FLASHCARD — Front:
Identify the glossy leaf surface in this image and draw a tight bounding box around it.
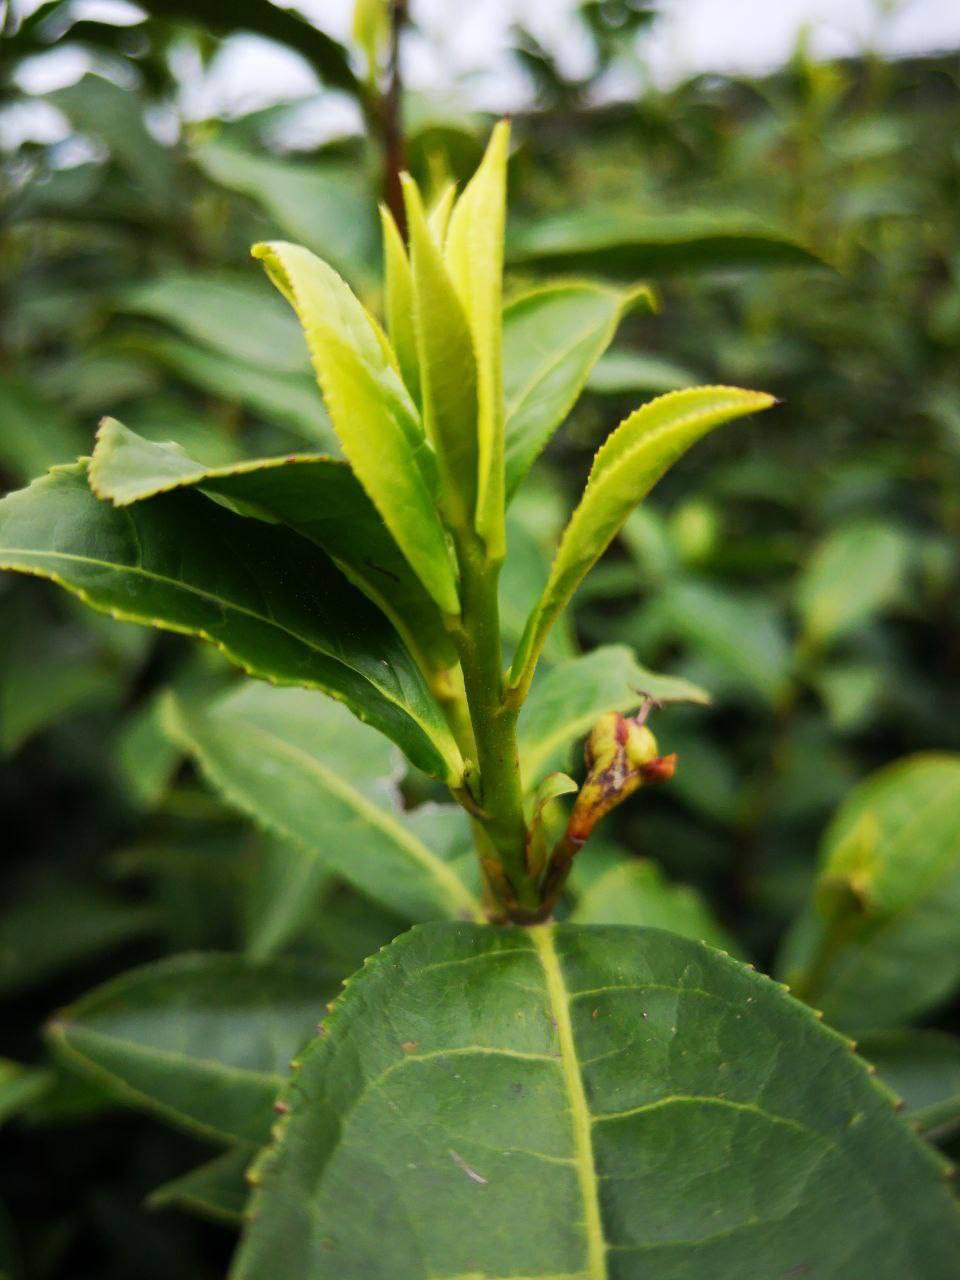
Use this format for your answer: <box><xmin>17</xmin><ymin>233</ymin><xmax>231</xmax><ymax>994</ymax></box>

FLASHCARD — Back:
<box><xmin>253</xmin><ymin>240</ymin><xmax>460</xmax><ymax>616</ymax></box>
<box><xmin>90</xmin><ymin>419</ymin><xmax>456</xmax><ymax>674</ymax></box>
<box><xmin>503</xmin><ymin>281</ymin><xmax>656</xmax><ymax>498</ymax></box>
<box><xmin>0</xmin><ymin>464</ymin><xmax>461</xmax><ymax>781</ymax></box>
<box><xmin>48</xmin><ymin>954</ymin><xmax>334</xmax><ymax>1145</ymax></box>
<box><xmin>511</xmin><ymin>387</ymin><xmax>775</xmax><ymax>687</ymax></box>
<box><xmin>234</xmin><ymin>922</ymin><xmax>960</xmax><ymax>1279</ymax></box>
<box><xmin>779</xmin><ymin>754</ymin><xmax>960</xmax><ymax>1030</ymax></box>
<box><xmin>165</xmin><ymin>683</ymin><xmax>483</xmax><ymax>923</ymax></box>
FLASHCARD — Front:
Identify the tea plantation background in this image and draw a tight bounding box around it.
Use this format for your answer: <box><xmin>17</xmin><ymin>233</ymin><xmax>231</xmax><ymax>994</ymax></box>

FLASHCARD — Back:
<box><xmin>2</xmin><ymin>2</ymin><xmax>960</xmax><ymax>1275</ymax></box>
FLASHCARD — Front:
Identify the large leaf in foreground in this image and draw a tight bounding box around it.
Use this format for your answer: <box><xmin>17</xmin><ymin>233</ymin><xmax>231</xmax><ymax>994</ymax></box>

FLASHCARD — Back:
<box><xmin>234</xmin><ymin>923</ymin><xmax>960</xmax><ymax>1279</ymax></box>
<box><xmin>518</xmin><ymin>644</ymin><xmax>708</xmax><ymax>785</ymax></box>
<box><xmin>511</xmin><ymin>387</ymin><xmax>774</xmax><ymax>689</ymax></box>
<box><xmin>0</xmin><ymin>465</ymin><xmax>461</xmax><ymax>781</ymax></box>
<box><xmin>90</xmin><ymin>419</ymin><xmax>456</xmax><ymax>675</ymax></box>
<box><xmin>779</xmin><ymin>753</ymin><xmax>960</xmax><ymax>1031</ymax></box>
<box><xmin>48</xmin><ymin>954</ymin><xmax>334</xmax><ymax>1145</ymax></box>
<box><xmin>165</xmin><ymin>683</ymin><xmax>483</xmax><ymax>924</ymax></box>
<box><xmin>503</xmin><ymin>281</ymin><xmax>656</xmax><ymax>499</ymax></box>
<box><xmin>508</xmin><ymin>208</ymin><xmax>824</xmax><ymax>275</ymax></box>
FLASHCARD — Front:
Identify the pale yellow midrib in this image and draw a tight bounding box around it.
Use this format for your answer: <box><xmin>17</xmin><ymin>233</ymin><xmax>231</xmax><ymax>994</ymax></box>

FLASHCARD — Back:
<box><xmin>530</xmin><ymin>925</ymin><xmax>606</xmax><ymax>1279</ymax></box>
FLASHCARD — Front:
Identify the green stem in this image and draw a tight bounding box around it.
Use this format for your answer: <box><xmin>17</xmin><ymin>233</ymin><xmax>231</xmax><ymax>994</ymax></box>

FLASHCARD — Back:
<box><xmin>450</xmin><ymin>535</ymin><xmax>536</xmax><ymax>915</ymax></box>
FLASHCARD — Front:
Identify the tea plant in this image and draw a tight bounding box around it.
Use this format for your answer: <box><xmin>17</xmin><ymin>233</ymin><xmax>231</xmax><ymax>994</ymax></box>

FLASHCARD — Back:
<box><xmin>2</xmin><ymin>123</ymin><xmax>960</xmax><ymax>1277</ymax></box>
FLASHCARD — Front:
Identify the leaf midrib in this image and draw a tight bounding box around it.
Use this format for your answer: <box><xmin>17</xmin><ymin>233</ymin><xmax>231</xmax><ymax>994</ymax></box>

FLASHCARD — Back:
<box><xmin>0</xmin><ymin>545</ymin><xmax>444</xmax><ymax>759</ymax></box>
<box><xmin>505</xmin><ymin>304</ymin><xmax>619</xmax><ymax>425</ymax></box>
<box><xmin>531</xmin><ymin>925</ymin><xmax>606</xmax><ymax>1279</ymax></box>
<box><xmin>213</xmin><ymin>714</ymin><xmax>483</xmax><ymax>922</ymax></box>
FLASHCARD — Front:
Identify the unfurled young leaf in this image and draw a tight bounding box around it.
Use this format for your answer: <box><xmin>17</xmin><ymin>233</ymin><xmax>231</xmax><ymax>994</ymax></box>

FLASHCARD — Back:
<box><xmin>90</xmin><ymin>418</ymin><xmax>457</xmax><ymax>676</ymax></box>
<box><xmin>252</xmin><ymin>240</ymin><xmax>460</xmax><ymax>616</ymax></box>
<box><xmin>402</xmin><ymin>175</ymin><xmax>479</xmax><ymax>530</ymax></box>
<box><xmin>165</xmin><ymin>683</ymin><xmax>483</xmax><ymax>923</ymax></box>
<box><xmin>0</xmin><ymin>464</ymin><xmax>462</xmax><ymax>781</ymax></box>
<box><xmin>379</xmin><ymin>207</ymin><xmax>420</xmax><ymax>404</ymax></box>
<box><xmin>444</xmin><ymin>120</ymin><xmax>510</xmax><ymax>558</ymax></box>
<box><xmin>233</xmin><ymin>923</ymin><xmax>960</xmax><ymax>1280</ymax></box>
<box><xmin>510</xmin><ymin>387</ymin><xmax>775</xmax><ymax>691</ymax></box>
<box><xmin>503</xmin><ymin>280</ymin><xmax>657</xmax><ymax>498</ymax></box>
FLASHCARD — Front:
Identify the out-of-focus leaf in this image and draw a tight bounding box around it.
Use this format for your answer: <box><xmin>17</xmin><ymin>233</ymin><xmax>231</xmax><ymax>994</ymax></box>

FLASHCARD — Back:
<box><xmin>779</xmin><ymin>754</ymin><xmax>960</xmax><ymax>1031</ymax></box>
<box><xmin>444</xmin><ymin>121</ymin><xmax>509</xmax><ymax>556</ymax></box>
<box><xmin>194</xmin><ymin>143</ymin><xmax>375</xmax><ymax>285</ymax></box>
<box><xmin>116</xmin><ymin>274</ymin><xmax>310</xmax><ymax>374</ymax></box>
<box><xmin>48</xmin><ymin>954</ymin><xmax>335</xmax><ymax>1145</ymax></box>
<box><xmin>0</xmin><ymin>1061</ymin><xmax>53</xmax><ymax>1127</ymax></box>
<box><xmin>503</xmin><ymin>281</ymin><xmax>655</xmax><ymax>498</ymax></box>
<box><xmin>164</xmin><ymin>682</ymin><xmax>482</xmax><ymax>923</ymax></box>
<box><xmin>797</xmin><ymin>521</ymin><xmax>911</xmax><ymax>648</ymax></box>
<box><xmin>858</xmin><ymin>1030</ymin><xmax>960</xmax><ymax>1141</ymax></box>
<box><xmin>243</xmin><ymin>836</ymin><xmax>337</xmax><ymax>962</ymax></box>
<box><xmin>814</xmin><ymin>662</ymin><xmax>885</xmax><ymax>732</ymax></box>
<box><xmin>570</xmin><ymin>855</ymin><xmax>739</xmax><ymax>953</ymax></box>
<box><xmin>587</xmin><ymin>349</ymin><xmax>699</xmax><ymax>395</ymax></box>
<box><xmin>234</xmin><ymin>922</ymin><xmax>960</xmax><ymax>1280</ymax></box>
<box><xmin>49</xmin><ymin>74</ymin><xmax>177</xmax><ymax>215</ymax></box>
<box><xmin>254</xmin><ymin>240</ymin><xmax>460</xmax><ymax>617</ymax></box>
<box><xmin>511</xmin><ymin>388</ymin><xmax>774</xmax><ymax>689</ymax></box>
<box><xmin>90</xmin><ymin>419</ymin><xmax>456</xmax><ymax>675</ymax></box>
<box><xmin>499</xmin><ymin>508</ymin><xmax>574</xmax><ymax>665</ymax></box>
<box><xmin>0</xmin><ymin>375</ymin><xmax>87</xmax><ymax>485</ymax></box>
<box><xmin>0</xmin><ymin>464</ymin><xmax>461</xmax><ymax>781</ymax></box>
<box><xmin>509</xmin><ymin>208</ymin><xmax>825</xmax><ymax>275</ymax></box>
<box><xmin>518</xmin><ymin>645</ymin><xmax>708</xmax><ymax>786</ymax></box>
<box><xmin>148</xmin><ymin>1146</ymin><xmax>253</xmax><ymax>1226</ymax></box>
<box><xmin>650</xmin><ymin>579</ymin><xmax>793</xmax><ymax>704</ymax></box>
<box><xmin>125</xmin><ymin>332</ymin><xmax>336</xmax><ymax>446</ymax></box>
<box><xmin>0</xmin><ymin>878</ymin><xmax>159</xmax><ymax>996</ymax></box>
<box><xmin>114</xmin><ymin>694</ymin><xmax>182</xmax><ymax>810</ymax></box>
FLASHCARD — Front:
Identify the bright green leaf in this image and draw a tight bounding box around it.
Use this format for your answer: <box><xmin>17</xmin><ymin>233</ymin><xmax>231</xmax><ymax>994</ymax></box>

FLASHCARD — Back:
<box><xmin>0</xmin><ymin>464</ymin><xmax>461</xmax><ymax>781</ymax></box>
<box><xmin>253</xmin><ymin>240</ymin><xmax>460</xmax><ymax>616</ymax></box>
<box><xmin>379</xmin><ymin>207</ymin><xmax>420</xmax><ymax>403</ymax></box>
<box><xmin>511</xmin><ymin>388</ymin><xmax>775</xmax><ymax>690</ymax></box>
<box><xmin>503</xmin><ymin>281</ymin><xmax>656</xmax><ymax>498</ymax></box>
<box><xmin>234</xmin><ymin>922</ymin><xmax>960</xmax><ymax>1279</ymax></box>
<box><xmin>444</xmin><ymin>120</ymin><xmax>509</xmax><ymax>556</ymax></box>
<box><xmin>797</xmin><ymin>520</ymin><xmax>912</xmax><ymax>648</ymax></box>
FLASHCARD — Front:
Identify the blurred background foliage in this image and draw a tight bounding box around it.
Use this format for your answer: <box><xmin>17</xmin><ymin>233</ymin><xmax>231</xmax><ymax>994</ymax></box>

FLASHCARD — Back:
<box><xmin>2</xmin><ymin>1</ymin><xmax>960</xmax><ymax>1275</ymax></box>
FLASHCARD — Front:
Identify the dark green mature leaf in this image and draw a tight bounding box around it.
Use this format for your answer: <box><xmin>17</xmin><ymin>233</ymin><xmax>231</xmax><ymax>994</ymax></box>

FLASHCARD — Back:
<box><xmin>0</xmin><ymin>464</ymin><xmax>462</xmax><ymax>781</ymax></box>
<box><xmin>48</xmin><ymin>954</ymin><xmax>334</xmax><ymax>1145</ymax></box>
<box><xmin>511</xmin><ymin>388</ymin><xmax>774</xmax><ymax>690</ymax></box>
<box><xmin>0</xmin><ymin>1061</ymin><xmax>53</xmax><ymax>1127</ymax></box>
<box><xmin>503</xmin><ymin>281</ymin><xmax>656</xmax><ymax>498</ymax></box>
<box><xmin>149</xmin><ymin>1146</ymin><xmax>253</xmax><ymax>1226</ymax></box>
<box><xmin>194</xmin><ymin>143</ymin><xmax>376</xmax><ymax>286</ymax></box>
<box><xmin>234</xmin><ymin>922</ymin><xmax>960</xmax><ymax>1279</ymax></box>
<box><xmin>779</xmin><ymin>754</ymin><xmax>960</xmax><ymax>1031</ymax></box>
<box><xmin>116</xmin><ymin>273</ymin><xmax>310</xmax><ymax>374</ymax></box>
<box><xmin>508</xmin><ymin>208</ymin><xmax>825</xmax><ymax>276</ymax></box>
<box><xmin>165</xmin><ymin>683</ymin><xmax>483</xmax><ymax>923</ymax></box>
<box><xmin>518</xmin><ymin>644</ymin><xmax>708</xmax><ymax>786</ymax></box>
<box><xmin>858</xmin><ymin>1030</ymin><xmax>960</xmax><ymax>1141</ymax></box>
<box><xmin>90</xmin><ymin>419</ymin><xmax>456</xmax><ymax>674</ymax></box>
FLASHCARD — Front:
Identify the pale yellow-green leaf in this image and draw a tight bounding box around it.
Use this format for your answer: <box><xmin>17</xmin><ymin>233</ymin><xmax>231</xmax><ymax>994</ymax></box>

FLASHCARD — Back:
<box><xmin>444</xmin><ymin>120</ymin><xmax>509</xmax><ymax>557</ymax></box>
<box><xmin>403</xmin><ymin>174</ymin><xmax>479</xmax><ymax>531</ymax></box>
<box><xmin>252</xmin><ymin>240</ymin><xmax>459</xmax><ymax>616</ymax></box>
<box><xmin>510</xmin><ymin>386</ymin><xmax>775</xmax><ymax>690</ymax></box>
<box><xmin>379</xmin><ymin>206</ymin><xmax>420</xmax><ymax>404</ymax></box>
